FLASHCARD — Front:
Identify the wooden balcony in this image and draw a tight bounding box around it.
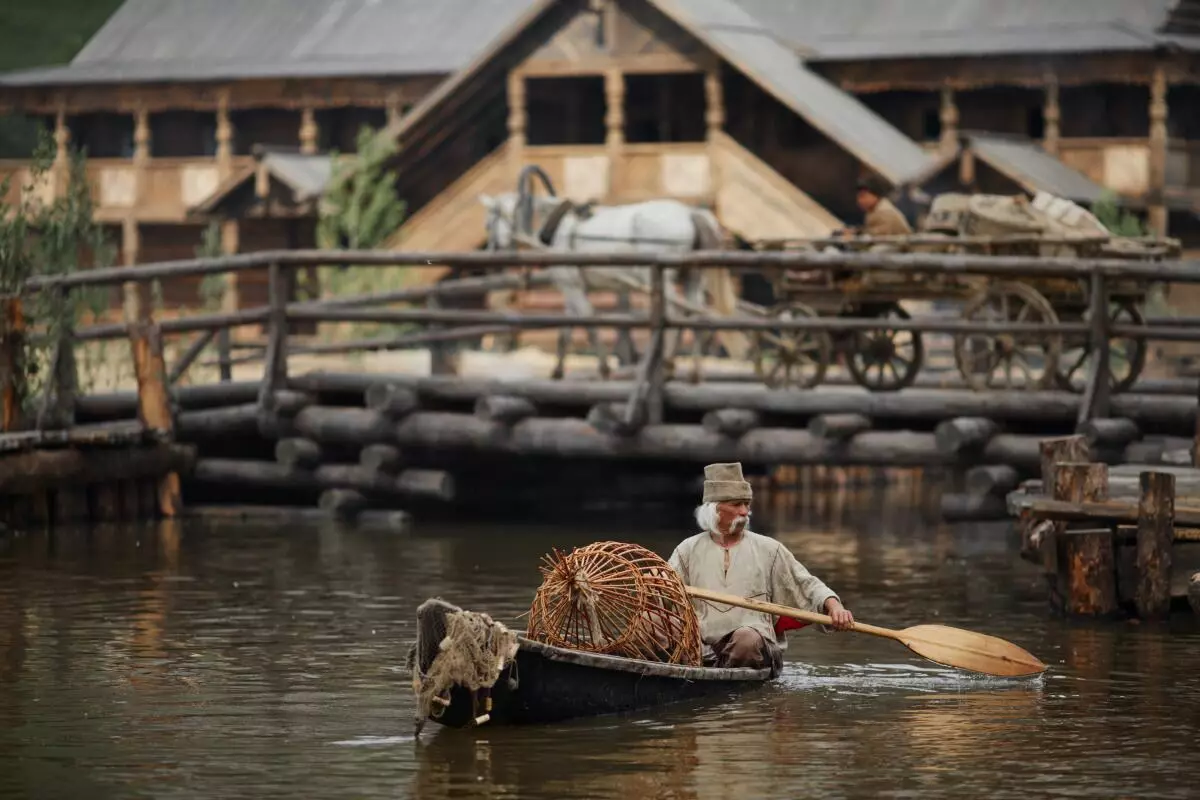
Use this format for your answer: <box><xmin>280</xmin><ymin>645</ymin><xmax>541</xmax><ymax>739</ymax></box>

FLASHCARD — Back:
<box><xmin>1056</xmin><ymin>138</ymin><xmax>1200</xmax><ymax>195</ymax></box>
<box><xmin>522</xmin><ymin>142</ymin><xmax>715</xmax><ymax>204</ymax></box>
<box><xmin>0</xmin><ymin>156</ymin><xmax>254</xmax><ymax>222</ymax></box>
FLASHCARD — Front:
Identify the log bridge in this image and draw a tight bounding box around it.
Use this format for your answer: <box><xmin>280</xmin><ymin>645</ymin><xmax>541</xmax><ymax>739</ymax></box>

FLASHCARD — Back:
<box><xmin>3</xmin><ymin>248</ymin><xmax>1200</xmax><ymax>530</ymax></box>
<box><xmin>1007</xmin><ymin>434</ymin><xmax>1200</xmax><ymax>619</ymax></box>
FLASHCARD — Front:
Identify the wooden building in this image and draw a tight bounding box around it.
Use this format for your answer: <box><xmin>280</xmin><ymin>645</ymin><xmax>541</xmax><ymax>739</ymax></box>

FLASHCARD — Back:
<box><xmin>2</xmin><ymin>0</ymin><xmax>1199</xmax><ymax>311</ymax></box>
<box><xmin>0</xmin><ymin>0</ymin><xmax>532</xmax><ymax>308</ymax></box>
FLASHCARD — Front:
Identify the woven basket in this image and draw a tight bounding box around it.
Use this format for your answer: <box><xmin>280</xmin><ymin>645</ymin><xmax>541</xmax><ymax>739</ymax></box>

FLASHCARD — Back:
<box><xmin>526</xmin><ymin>541</ymin><xmax>702</xmax><ymax>666</ymax></box>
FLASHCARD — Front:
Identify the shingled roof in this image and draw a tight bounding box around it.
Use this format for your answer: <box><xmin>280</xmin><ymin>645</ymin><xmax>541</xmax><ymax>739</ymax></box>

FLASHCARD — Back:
<box><xmin>730</xmin><ymin>0</ymin><xmax>1200</xmax><ymax>61</ymax></box>
<box><xmin>0</xmin><ymin>0</ymin><xmax>536</xmax><ymax>86</ymax></box>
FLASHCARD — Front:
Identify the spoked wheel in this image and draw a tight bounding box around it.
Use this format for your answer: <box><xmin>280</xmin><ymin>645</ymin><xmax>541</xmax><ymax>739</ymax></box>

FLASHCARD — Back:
<box><xmin>844</xmin><ymin>303</ymin><xmax>924</xmax><ymax>392</ymax></box>
<box><xmin>954</xmin><ymin>282</ymin><xmax>1062</xmax><ymax>391</ymax></box>
<box><xmin>1054</xmin><ymin>301</ymin><xmax>1147</xmax><ymax>395</ymax></box>
<box><xmin>752</xmin><ymin>302</ymin><xmax>832</xmax><ymax>390</ymax></box>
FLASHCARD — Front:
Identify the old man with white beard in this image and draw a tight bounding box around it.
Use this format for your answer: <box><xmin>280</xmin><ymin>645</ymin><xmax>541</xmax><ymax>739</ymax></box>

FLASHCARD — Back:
<box><xmin>667</xmin><ymin>462</ymin><xmax>854</xmax><ymax>676</ymax></box>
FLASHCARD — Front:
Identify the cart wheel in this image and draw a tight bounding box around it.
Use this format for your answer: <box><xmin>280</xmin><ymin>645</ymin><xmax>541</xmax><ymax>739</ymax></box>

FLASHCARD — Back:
<box><xmin>1055</xmin><ymin>301</ymin><xmax>1147</xmax><ymax>395</ymax></box>
<box><xmin>752</xmin><ymin>302</ymin><xmax>832</xmax><ymax>390</ymax></box>
<box><xmin>954</xmin><ymin>282</ymin><xmax>1062</xmax><ymax>391</ymax></box>
<box><xmin>844</xmin><ymin>303</ymin><xmax>924</xmax><ymax>393</ymax></box>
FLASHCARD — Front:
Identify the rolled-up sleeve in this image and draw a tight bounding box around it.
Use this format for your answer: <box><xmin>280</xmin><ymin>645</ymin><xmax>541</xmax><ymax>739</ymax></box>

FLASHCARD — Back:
<box><xmin>770</xmin><ymin>547</ymin><xmax>838</xmax><ymax>618</ymax></box>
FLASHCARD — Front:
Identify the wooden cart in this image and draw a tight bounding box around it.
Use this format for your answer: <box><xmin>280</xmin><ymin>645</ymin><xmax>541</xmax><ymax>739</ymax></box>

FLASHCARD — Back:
<box><xmin>748</xmin><ymin>198</ymin><xmax>1180</xmax><ymax>393</ymax></box>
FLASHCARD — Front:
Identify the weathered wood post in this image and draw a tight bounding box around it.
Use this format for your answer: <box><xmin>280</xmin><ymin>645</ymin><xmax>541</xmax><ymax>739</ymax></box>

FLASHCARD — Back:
<box><xmin>1037</xmin><ymin>434</ymin><xmax>1091</xmax><ymax>610</ymax></box>
<box><xmin>1136</xmin><ymin>470</ymin><xmax>1175</xmax><ymax>619</ymax></box>
<box><xmin>1076</xmin><ymin>270</ymin><xmax>1111</xmax><ymax>427</ymax></box>
<box><xmin>646</xmin><ymin>262</ymin><xmax>666</xmax><ymax>425</ymax></box>
<box><xmin>128</xmin><ymin>318</ymin><xmax>180</xmax><ymax>517</ymax></box>
<box><xmin>1056</xmin><ymin>462</ymin><xmax>1117</xmax><ymax>616</ymax></box>
<box><xmin>258</xmin><ymin>261</ymin><xmax>289</xmax><ymax>410</ymax></box>
<box><xmin>1</xmin><ymin>295</ymin><xmax>26</xmax><ymax>432</ymax></box>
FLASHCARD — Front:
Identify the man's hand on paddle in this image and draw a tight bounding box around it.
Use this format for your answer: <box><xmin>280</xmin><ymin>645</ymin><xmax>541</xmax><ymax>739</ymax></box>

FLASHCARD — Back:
<box><xmin>824</xmin><ymin>598</ymin><xmax>855</xmax><ymax>631</ymax></box>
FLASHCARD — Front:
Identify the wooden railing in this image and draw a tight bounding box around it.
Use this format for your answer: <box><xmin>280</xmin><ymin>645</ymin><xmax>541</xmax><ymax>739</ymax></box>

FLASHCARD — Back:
<box><xmin>10</xmin><ymin>246</ymin><xmax>1200</xmax><ymax>445</ymax></box>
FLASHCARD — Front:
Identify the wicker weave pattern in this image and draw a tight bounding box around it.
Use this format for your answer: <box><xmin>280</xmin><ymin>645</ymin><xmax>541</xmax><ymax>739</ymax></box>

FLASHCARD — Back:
<box><xmin>526</xmin><ymin>541</ymin><xmax>702</xmax><ymax>666</ymax></box>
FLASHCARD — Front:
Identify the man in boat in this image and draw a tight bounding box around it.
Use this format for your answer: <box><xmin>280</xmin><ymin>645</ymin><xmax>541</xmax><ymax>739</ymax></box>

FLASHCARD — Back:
<box><xmin>667</xmin><ymin>462</ymin><xmax>854</xmax><ymax>677</ymax></box>
<box><xmin>848</xmin><ymin>174</ymin><xmax>913</xmax><ymax>238</ymax></box>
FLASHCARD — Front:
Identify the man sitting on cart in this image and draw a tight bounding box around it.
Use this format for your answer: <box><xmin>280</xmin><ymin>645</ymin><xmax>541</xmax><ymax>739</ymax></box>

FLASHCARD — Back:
<box><xmin>846</xmin><ymin>174</ymin><xmax>913</xmax><ymax>239</ymax></box>
<box><xmin>668</xmin><ymin>462</ymin><xmax>855</xmax><ymax>677</ymax></box>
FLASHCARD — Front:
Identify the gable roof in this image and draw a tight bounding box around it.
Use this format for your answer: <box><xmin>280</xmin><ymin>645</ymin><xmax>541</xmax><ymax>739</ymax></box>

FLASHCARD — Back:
<box><xmin>191</xmin><ymin>149</ymin><xmax>335</xmax><ymax>216</ymax></box>
<box><xmin>656</xmin><ymin>0</ymin><xmax>932</xmax><ymax>183</ymax></box>
<box><xmin>908</xmin><ymin>132</ymin><xmax>1112</xmax><ymax>205</ymax></box>
<box><xmin>729</xmin><ymin>0</ymin><xmax>1200</xmax><ymax>61</ymax></box>
<box><xmin>0</xmin><ymin>0</ymin><xmax>537</xmax><ymax>87</ymax></box>
<box><xmin>385</xmin><ymin>0</ymin><xmax>935</xmax><ymax>186</ymax></box>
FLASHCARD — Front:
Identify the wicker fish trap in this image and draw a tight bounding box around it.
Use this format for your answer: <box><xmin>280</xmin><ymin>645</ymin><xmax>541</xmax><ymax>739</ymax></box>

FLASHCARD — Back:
<box><xmin>526</xmin><ymin>541</ymin><xmax>702</xmax><ymax>666</ymax></box>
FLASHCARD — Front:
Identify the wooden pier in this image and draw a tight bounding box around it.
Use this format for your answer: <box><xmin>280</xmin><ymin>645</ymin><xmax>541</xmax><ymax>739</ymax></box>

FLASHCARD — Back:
<box><xmin>1007</xmin><ymin>434</ymin><xmax>1200</xmax><ymax>619</ymax></box>
<box><xmin>3</xmin><ymin>248</ymin><xmax>1200</xmax><ymax>534</ymax></box>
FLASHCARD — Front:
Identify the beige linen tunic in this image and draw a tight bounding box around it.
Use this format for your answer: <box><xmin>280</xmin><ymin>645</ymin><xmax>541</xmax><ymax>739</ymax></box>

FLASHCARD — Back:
<box><xmin>668</xmin><ymin>530</ymin><xmax>839</xmax><ymax>647</ymax></box>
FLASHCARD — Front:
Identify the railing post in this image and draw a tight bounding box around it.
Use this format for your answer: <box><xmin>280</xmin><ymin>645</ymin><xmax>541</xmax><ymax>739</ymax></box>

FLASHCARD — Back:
<box><xmin>258</xmin><ymin>261</ymin><xmax>289</xmax><ymax>411</ymax></box>
<box><xmin>1077</xmin><ymin>270</ymin><xmax>1111</xmax><ymax>427</ymax></box>
<box><xmin>128</xmin><ymin>312</ymin><xmax>180</xmax><ymax>517</ymax></box>
<box><xmin>646</xmin><ymin>262</ymin><xmax>666</xmax><ymax>425</ymax></box>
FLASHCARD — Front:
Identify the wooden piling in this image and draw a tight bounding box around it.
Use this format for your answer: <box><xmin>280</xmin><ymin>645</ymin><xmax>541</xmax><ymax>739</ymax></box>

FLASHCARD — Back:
<box><xmin>1188</xmin><ymin>573</ymin><xmax>1199</xmax><ymax>616</ymax></box>
<box><xmin>1056</xmin><ymin>462</ymin><xmax>1117</xmax><ymax>616</ymax></box>
<box><xmin>1136</xmin><ymin>470</ymin><xmax>1175</xmax><ymax>619</ymax></box>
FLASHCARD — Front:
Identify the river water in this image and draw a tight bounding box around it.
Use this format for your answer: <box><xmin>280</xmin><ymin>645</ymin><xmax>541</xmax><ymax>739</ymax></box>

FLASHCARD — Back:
<box><xmin>1</xmin><ymin>490</ymin><xmax>1197</xmax><ymax>800</ymax></box>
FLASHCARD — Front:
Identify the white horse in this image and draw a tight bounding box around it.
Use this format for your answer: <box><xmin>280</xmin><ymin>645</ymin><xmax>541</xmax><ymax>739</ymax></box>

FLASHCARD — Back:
<box><xmin>480</xmin><ymin>190</ymin><xmax>740</xmax><ymax>381</ymax></box>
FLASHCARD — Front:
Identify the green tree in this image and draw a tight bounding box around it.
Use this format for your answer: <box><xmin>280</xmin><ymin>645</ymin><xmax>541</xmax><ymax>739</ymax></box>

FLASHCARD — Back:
<box><xmin>313</xmin><ymin>125</ymin><xmax>408</xmax><ymax>339</ymax></box>
<box><xmin>1091</xmin><ymin>190</ymin><xmax>1149</xmax><ymax>237</ymax></box>
<box><xmin>0</xmin><ymin>130</ymin><xmax>113</xmax><ymax>421</ymax></box>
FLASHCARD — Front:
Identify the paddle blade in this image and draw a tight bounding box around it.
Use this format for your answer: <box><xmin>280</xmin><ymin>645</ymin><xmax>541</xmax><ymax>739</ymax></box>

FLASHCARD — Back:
<box><xmin>896</xmin><ymin>624</ymin><xmax>1047</xmax><ymax>678</ymax></box>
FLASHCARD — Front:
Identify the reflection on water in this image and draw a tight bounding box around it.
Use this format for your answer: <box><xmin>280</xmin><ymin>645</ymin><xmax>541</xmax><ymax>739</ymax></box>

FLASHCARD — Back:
<box><xmin>1</xmin><ymin>489</ymin><xmax>1198</xmax><ymax>800</ymax></box>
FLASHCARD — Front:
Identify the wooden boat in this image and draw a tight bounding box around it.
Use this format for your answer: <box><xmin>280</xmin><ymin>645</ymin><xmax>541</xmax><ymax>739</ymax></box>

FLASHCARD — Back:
<box><xmin>413</xmin><ymin>598</ymin><xmax>773</xmax><ymax>729</ymax></box>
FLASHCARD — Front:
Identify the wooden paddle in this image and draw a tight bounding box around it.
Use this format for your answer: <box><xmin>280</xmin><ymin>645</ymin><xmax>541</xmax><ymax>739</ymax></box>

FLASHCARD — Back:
<box><xmin>686</xmin><ymin>586</ymin><xmax>1047</xmax><ymax>678</ymax></box>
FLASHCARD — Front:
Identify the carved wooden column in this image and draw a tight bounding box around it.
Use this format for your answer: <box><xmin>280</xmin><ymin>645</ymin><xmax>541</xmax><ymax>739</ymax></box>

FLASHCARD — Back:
<box><xmin>385</xmin><ymin>90</ymin><xmax>403</xmax><ymax>128</ymax></box>
<box><xmin>1148</xmin><ymin>65</ymin><xmax>1169</xmax><ymax>236</ymax></box>
<box><xmin>299</xmin><ymin>106</ymin><xmax>319</xmax><ymax>155</ymax></box>
<box><xmin>52</xmin><ymin>104</ymin><xmax>70</xmax><ymax>196</ymax></box>
<box><xmin>939</xmin><ymin>85</ymin><xmax>959</xmax><ymax>152</ymax></box>
<box><xmin>215</xmin><ymin>90</ymin><xmax>234</xmax><ymax>179</ymax></box>
<box><xmin>604</xmin><ymin>69</ymin><xmax>624</xmax><ymax>197</ymax></box>
<box><xmin>1043</xmin><ymin>74</ymin><xmax>1061</xmax><ymax>155</ymax></box>
<box><xmin>507</xmin><ymin>71</ymin><xmax>527</xmax><ymax>181</ymax></box>
<box><xmin>704</xmin><ymin>67</ymin><xmax>725</xmax><ymax>201</ymax></box>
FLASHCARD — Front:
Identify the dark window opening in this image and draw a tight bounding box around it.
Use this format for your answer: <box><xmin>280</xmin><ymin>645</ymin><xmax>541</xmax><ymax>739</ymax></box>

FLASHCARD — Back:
<box><xmin>1025</xmin><ymin>106</ymin><xmax>1045</xmax><ymax>139</ymax></box>
<box><xmin>623</xmin><ymin>72</ymin><xmax>705</xmax><ymax>143</ymax></box>
<box><xmin>525</xmin><ymin>76</ymin><xmax>606</xmax><ymax>146</ymax></box>
<box><xmin>1060</xmin><ymin>84</ymin><xmax>1149</xmax><ymax>138</ymax></box>
<box><xmin>150</xmin><ymin>111</ymin><xmax>217</xmax><ymax>157</ymax></box>
<box><xmin>232</xmin><ymin>109</ymin><xmax>301</xmax><ymax>155</ymax></box>
<box><xmin>922</xmin><ymin>108</ymin><xmax>942</xmax><ymax>141</ymax></box>
<box><xmin>957</xmin><ymin>87</ymin><xmax>1043</xmax><ymax>137</ymax></box>
<box><xmin>318</xmin><ymin>107</ymin><xmax>388</xmax><ymax>152</ymax></box>
<box><xmin>70</xmin><ymin>113</ymin><xmax>134</xmax><ymax>158</ymax></box>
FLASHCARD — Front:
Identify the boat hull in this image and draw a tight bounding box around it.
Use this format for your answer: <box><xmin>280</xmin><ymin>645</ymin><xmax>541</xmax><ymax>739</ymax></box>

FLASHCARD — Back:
<box><xmin>415</xmin><ymin>599</ymin><xmax>773</xmax><ymax>729</ymax></box>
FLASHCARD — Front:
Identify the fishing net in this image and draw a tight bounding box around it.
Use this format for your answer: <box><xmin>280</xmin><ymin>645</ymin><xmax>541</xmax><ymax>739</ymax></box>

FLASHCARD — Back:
<box><xmin>526</xmin><ymin>541</ymin><xmax>702</xmax><ymax>666</ymax></box>
<box><xmin>409</xmin><ymin>598</ymin><xmax>519</xmax><ymax>732</ymax></box>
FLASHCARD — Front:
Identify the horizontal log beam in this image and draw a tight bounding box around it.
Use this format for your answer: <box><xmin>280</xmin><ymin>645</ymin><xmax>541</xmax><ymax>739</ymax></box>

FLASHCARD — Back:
<box><xmin>1009</xmin><ymin>495</ymin><xmax>1200</xmax><ymax>527</ymax></box>
<box><xmin>183</xmin><ymin>503</ymin><xmax>411</xmax><ymax>530</ymax></box>
<box><xmin>288</xmin><ymin>373</ymin><xmax>1199</xmax><ymax>431</ymax></box>
<box><xmin>391</xmin><ymin>412</ymin><xmax>953</xmax><ymax>466</ymax></box>
<box><xmin>189</xmin><ymin>459</ymin><xmax>454</xmax><ymax>501</ymax></box>
<box><xmin>0</xmin><ymin>444</ymin><xmax>196</xmax><ymax>494</ymax></box>
<box><xmin>25</xmin><ymin>248</ymin><xmax>1200</xmax><ymax>290</ymax></box>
